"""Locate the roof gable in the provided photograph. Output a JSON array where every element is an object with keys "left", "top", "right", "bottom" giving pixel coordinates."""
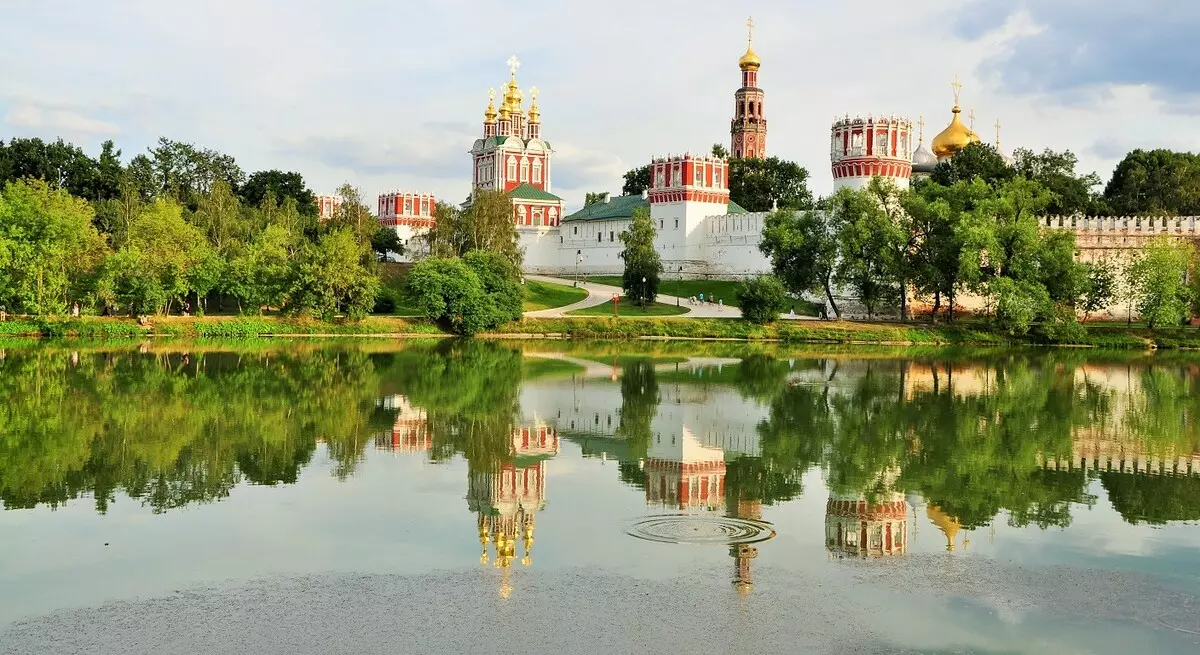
[{"left": 507, "top": 183, "right": 562, "bottom": 202}]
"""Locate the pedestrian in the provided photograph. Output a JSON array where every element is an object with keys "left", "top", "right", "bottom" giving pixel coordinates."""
[
  {"left": 182, "top": 300, "right": 190, "bottom": 317},
  {"left": 789, "top": 305, "right": 796, "bottom": 319},
  {"left": 72, "top": 302, "right": 80, "bottom": 318},
  {"left": 0, "top": 305, "right": 6, "bottom": 322},
  {"left": 699, "top": 292, "right": 705, "bottom": 303},
  {"left": 718, "top": 298, "right": 723, "bottom": 311}
]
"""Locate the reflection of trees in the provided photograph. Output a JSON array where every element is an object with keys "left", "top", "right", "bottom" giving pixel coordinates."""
[
  {"left": 1101, "top": 474, "right": 1200, "bottom": 525},
  {"left": 0, "top": 347, "right": 391, "bottom": 513}
]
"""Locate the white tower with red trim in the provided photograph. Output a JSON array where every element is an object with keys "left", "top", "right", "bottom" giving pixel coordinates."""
[
  {"left": 649, "top": 153, "right": 731, "bottom": 267},
  {"left": 377, "top": 191, "right": 436, "bottom": 261},
  {"left": 830, "top": 115, "right": 914, "bottom": 192}
]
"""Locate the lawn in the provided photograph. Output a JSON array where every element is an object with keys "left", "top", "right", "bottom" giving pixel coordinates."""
[
  {"left": 584, "top": 276, "right": 821, "bottom": 315},
  {"left": 566, "top": 300, "right": 689, "bottom": 317},
  {"left": 523, "top": 279, "right": 589, "bottom": 311}
]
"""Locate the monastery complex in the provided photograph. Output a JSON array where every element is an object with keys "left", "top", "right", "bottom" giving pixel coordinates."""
[{"left": 373, "top": 19, "right": 1197, "bottom": 318}]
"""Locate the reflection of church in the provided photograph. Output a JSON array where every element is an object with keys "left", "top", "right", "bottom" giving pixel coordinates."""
[
  {"left": 825, "top": 491, "right": 908, "bottom": 558},
  {"left": 643, "top": 426, "right": 762, "bottom": 594},
  {"left": 468, "top": 424, "right": 560, "bottom": 598},
  {"left": 375, "top": 395, "right": 431, "bottom": 454}
]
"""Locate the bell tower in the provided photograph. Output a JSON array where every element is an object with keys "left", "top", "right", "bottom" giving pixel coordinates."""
[{"left": 730, "top": 17, "right": 767, "bottom": 159}]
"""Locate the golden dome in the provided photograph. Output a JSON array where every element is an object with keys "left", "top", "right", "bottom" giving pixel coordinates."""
[
  {"left": 484, "top": 88, "right": 498, "bottom": 123},
  {"left": 931, "top": 105, "right": 980, "bottom": 159},
  {"left": 527, "top": 86, "right": 540, "bottom": 123},
  {"left": 503, "top": 78, "right": 522, "bottom": 116},
  {"left": 738, "top": 45, "right": 761, "bottom": 71}
]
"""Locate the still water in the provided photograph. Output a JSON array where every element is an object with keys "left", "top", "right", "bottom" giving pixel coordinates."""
[{"left": 1, "top": 340, "right": 1199, "bottom": 654}]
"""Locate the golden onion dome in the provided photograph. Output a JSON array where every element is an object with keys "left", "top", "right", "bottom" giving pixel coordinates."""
[
  {"left": 527, "top": 86, "right": 540, "bottom": 122},
  {"left": 484, "top": 89, "right": 498, "bottom": 123},
  {"left": 503, "top": 78, "right": 522, "bottom": 113},
  {"left": 738, "top": 45, "right": 761, "bottom": 71},
  {"left": 931, "top": 105, "right": 980, "bottom": 160}
]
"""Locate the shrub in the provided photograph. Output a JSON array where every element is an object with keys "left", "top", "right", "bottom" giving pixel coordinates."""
[
  {"left": 990, "top": 278, "right": 1051, "bottom": 336},
  {"left": 737, "top": 275, "right": 789, "bottom": 324},
  {"left": 405, "top": 258, "right": 493, "bottom": 335},
  {"left": 463, "top": 249, "right": 523, "bottom": 323}
]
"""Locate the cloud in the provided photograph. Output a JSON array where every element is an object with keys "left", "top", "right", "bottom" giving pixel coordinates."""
[
  {"left": 955, "top": 1, "right": 1200, "bottom": 101},
  {"left": 5, "top": 102, "right": 121, "bottom": 137}
]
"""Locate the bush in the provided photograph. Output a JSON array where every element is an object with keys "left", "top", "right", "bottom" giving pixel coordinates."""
[
  {"left": 737, "top": 275, "right": 789, "bottom": 324},
  {"left": 990, "top": 278, "right": 1051, "bottom": 336},
  {"left": 463, "top": 250, "right": 523, "bottom": 323},
  {"left": 406, "top": 258, "right": 494, "bottom": 335}
]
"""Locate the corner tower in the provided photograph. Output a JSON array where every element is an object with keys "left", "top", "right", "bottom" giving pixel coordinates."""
[
  {"left": 830, "top": 114, "right": 914, "bottom": 192},
  {"left": 730, "top": 17, "right": 767, "bottom": 159}
]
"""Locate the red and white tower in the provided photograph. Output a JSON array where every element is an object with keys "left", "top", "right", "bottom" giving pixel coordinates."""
[
  {"left": 470, "top": 55, "right": 564, "bottom": 229},
  {"left": 377, "top": 191, "right": 436, "bottom": 260},
  {"left": 730, "top": 17, "right": 767, "bottom": 159},
  {"left": 830, "top": 115, "right": 914, "bottom": 192},
  {"left": 648, "top": 153, "right": 731, "bottom": 267}
]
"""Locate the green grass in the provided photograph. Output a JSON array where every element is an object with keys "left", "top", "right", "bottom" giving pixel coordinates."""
[
  {"left": 566, "top": 301, "right": 689, "bottom": 317},
  {"left": 584, "top": 276, "right": 822, "bottom": 315},
  {"left": 523, "top": 279, "right": 588, "bottom": 312},
  {"left": 521, "top": 357, "right": 587, "bottom": 380}
]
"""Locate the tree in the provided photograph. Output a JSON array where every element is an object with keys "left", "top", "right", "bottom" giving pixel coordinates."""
[
  {"left": 905, "top": 183, "right": 969, "bottom": 320},
  {"left": 1078, "top": 259, "right": 1117, "bottom": 321},
  {"left": 0, "top": 179, "right": 108, "bottom": 314},
  {"left": 931, "top": 142, "right": 1014, "bottom": 188},
  {"left": 0, "top": 137, "right": 100, "bottom": 200},
  {"left": 424, "top": 201, "right": 469, "bottom": 259},
  {"left": 405, "top": 257, "right": 493, "bottom": 336},
  {"left": 145, "top": 138, "right": 245, "bottom": 207},
  {"left": 830, "top": 187, "right": 898, "bottom": 319},
  {"left": 711, "top": 144, "right": 730, "bottom": 159},
  {"left": 1128, "top": 236, "right": 1194, "bottom": 328},
  {"left": 424, "top": 190, "right": 522, "bottom": 266},
  {"left": 223, "top": 224, "right": 297, "bottom": 313},
  {"left": 371, "top": 227, "right": 404, "bottom": 261},
  {"left": 584, "top": 192, "right": 609, "bottom": 206},
  {"left": 619, "top": 207, "right": 662, "bottom": 306},
  {"left": 239, "top": 170, "right": 317, "bottom": 217},
  {"left": 760, "top": 208, "right": 840, "bottom": 318},
  {"left": 621, "top": 165, "right": 651, "bottom": 196},
  {"left": 462, "top": 249, "right": 524, "bottom": 325},
  {"left": 192, "top": 179, "right": 244, "bottom": 255},
  {"left": 291, "top": 229, "right": 379, "bottom": 319},
  {"left": 1012, "top": 148, "right": 1103, "bottom": 216},
  {"left": 1103, "top": 149, "right": 1200, "bottom": 216},
  {"left": 727, "top": 156, "right": 813, "bottom": 212},
  {"left": 328, "top": 183, "right": 376, "bottom": 245},
  {"left": 737, "top": 275, "right": 789, "bottom": 324},
  {"left": 864, "top": 178, "right": 928, "bottom": 321}
]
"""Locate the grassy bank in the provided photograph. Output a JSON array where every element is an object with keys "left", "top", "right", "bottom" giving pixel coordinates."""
[
  {"left": 584, "top": 276, "right": 823, "bottom": 315},
  {"left": 523, "top": 279, "right": 588, "bottom": 311},
  {"left": 567, "top": 301, "right": 688, "bottom": 317},
  {"left": 8, "top": 314, "right": 1200, "bottom": 349},
  {"left": 0, "top": 315, "right": 444, "bottom": 338}
]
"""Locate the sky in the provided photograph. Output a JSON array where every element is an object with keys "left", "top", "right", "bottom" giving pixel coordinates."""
[{"left": 2, "top": 0, "right": 1197, "bottom": 213}]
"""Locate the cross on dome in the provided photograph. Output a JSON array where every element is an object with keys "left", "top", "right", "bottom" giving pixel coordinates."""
[
  {"left": 746, "top": 16, "right": 754, "bottom": 45},
  {"left": 950, "top": 75, "right": 963, "bottom": 106},
  {"left": 507, "top": 55, "right": 520, "bottom": 77},
  {"left": 530, "top": 86, "right": 538, "bottom": 101},
  {"left": 994, "top": 119, "right": 1002, "bottom": 146},
  {"left": 918, "top": 115, "right": 925, "bottom": 141},
  {"left": 968, "top": 109, "right": 976, "bottom": 130}
]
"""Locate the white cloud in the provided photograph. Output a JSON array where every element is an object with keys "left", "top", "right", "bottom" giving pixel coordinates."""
[{"left": 0, "top": 0, "right": 1195, "bottom": 211}]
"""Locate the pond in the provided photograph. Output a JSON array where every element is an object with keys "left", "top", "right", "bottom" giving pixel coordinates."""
[{"left": 1, "top": 340, "right": 1199, "bottom": 654}]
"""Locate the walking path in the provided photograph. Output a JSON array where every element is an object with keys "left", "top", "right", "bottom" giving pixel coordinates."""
[{"left": 522, "top": 275, "right": 744, "bottom": 318}]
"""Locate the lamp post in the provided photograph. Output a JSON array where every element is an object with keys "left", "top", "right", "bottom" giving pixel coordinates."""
[
  {"left": 575, "top": 250, "right": 583, "bottom": 287},
  {"left": 677, "top": 266, "right": 683, "bottom": 306},
  {"left": 641, "top": 276, "right": 647, "bottom": 308}
]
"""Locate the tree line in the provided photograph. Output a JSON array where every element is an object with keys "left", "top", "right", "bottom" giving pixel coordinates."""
[
  {"left": 0, "top": 136, "right": 399, "bottom": 318},
  {"left": 744, "top": 143, "right": 1200, "bottom": 333}
]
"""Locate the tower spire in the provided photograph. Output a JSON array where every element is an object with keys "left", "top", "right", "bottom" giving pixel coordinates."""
[
  {"left": 917, "top": 114, "right": 925, "bottom": 143},
  {"left": 994, "top": 118, "right": 1002, "bottom": 149}
]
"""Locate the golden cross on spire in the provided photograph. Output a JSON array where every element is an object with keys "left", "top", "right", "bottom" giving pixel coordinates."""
[
  {"left": 747, "top": 16, "right": 755, "bottom": 45},
  {"left": 506, "top": 55, "right": 520, "bottom": 77},
  {"left": 968, "top": 109, "right": 976, "bottom": 130},
  {"left": 950, "top": 75, "right": 963, "bottom": 106},
  {"left": 994, "top": 118, "right": 1002, "bottom": 146},
  {"left": 488, "top": 88, "right": 495, "bottom": 102},
  {"left": 918, "top": 114, "right": 925, "bottom": 142},
  {"left": 530, "top": 86, "right": 538, "bottom": 101}
]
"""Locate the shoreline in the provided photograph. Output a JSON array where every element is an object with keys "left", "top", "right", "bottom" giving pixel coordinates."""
[{"left": 2, "top": 314, "right": 1198, "bottom": 349}]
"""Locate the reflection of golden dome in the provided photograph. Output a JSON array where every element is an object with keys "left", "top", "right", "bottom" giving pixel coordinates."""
[
  {"left": 738, "top": 46, "right": 761, "bottom": 71},
  {"left": 931, "top": 105, "right": 980, "bottom": 160},
  {"left": 926, "top": 505, "right": 961, "bottom": 552}
]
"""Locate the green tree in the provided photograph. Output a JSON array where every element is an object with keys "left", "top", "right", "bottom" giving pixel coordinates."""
[
  {"left": 760, "top": 208, "right": 840, "bottom": 318},
  {"left": 224, "top": 224, "right": 297, "bottom": 313},
  {"left": 192, "top": 179, "right": 244, "bottom": 255},
  {"left": 711, "top": 144, "right": 730, "bottom": 159},
  {"left": 405, "top": 257, "right": 493, "bottom": 335},
  {"left": 0, "top": 179, "right": 108, "bottom": 314},
  {"left": 291, "top": 229, "right": 380, "bottom": 320},
  {"left": 239, "top": 170, "right": 317, "bottom": 217},
  {"left": 619, "top": 207, "right": 662, "bottom": 306},
  {"left": 584, "top": 192, "right": 609, "bottom": 206},
  {"left": 1012, "top": 148, "right": 1103, "bottom": 216},
  {"left": 931, "top": 141, "right": 1014, "bottom": 188},
  {"left": 1103, "top": 149, "right": 1200, "bottom": 216},
  {"left": 424, "top": 191, "right": 521, "bottom": 266},
  {"left": 621, "top": 165, "right": 651, "bottom": 197},
  {"left": 737, "top": 275, "right": 789, "bottom": 324},
  {"left": 424, "top": 201, "right": 469, "bottom": 259},
  {"left": 727, "top": 156, "right": 813, "bottom": 212},
  {"left": 371, "top": 226, "right": 404, "bottom": 260},
  {"left": 831, "top": 186, "right": 897, "bottom": 319},
  {"left": 1078, "top": 259, "right": 1117, "bottom": 321},
  {"left": 145, "top": 138, "right": 245, "bottom": 208},
  {"left": 0, "top": 137, "right": 100, "bottom": 200},
  {"left": 328, "top": 183, "right": 377, "bottom": 245},
  {"left": 463, "top": 249, "right": 524, "bottom": 324},
  {"left": 1129, "top": 236, "right": 1194, "bottom": 328}
]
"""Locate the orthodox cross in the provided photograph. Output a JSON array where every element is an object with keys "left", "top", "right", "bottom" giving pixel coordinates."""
[
  {"left": 994, "top": 119, "right": 1002, "bottom": 147},
  {"left": 746, "top": 16, "right": 755, "bottom": 45},
  {"left": 917, "top": 114, "right": 925, "bottom": 142},
  {"left": 950, "top": 75, "right": 963, "bottom": 106},
  {"left": 507, "top": 55, "right": 520, "bottom": 77},
  {"left": 488, "top": 88, "right": 496, "bottom": 102},
  {"left": 530, "top": 86, "right": 538, "bottom": 101},
  {"left": 968, "top": 109, "right": 976, "bottom": 130}
]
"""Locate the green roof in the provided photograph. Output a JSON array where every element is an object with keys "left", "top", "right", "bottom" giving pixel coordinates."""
[
  {"left": 563, "top": 194, "right": 749, "bottom": 222},
  {"left": 562, "top": 194, "right": 649, "bottom": 222},
  {"left": 508, "top": 182, "right": 562, "bottom": 202}
]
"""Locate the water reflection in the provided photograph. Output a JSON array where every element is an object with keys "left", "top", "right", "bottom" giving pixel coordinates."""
[{"left": 3, "top": 343, "right": 1200, "bottom": 539}]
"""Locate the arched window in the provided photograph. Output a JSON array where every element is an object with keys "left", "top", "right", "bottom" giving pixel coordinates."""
[
  {"left": 549, "top": 208, "right": 558, "bottom": 225},
  {"left": 532, "top": 159, "right": 543, "bottom": 183},
  {"left": 517, "top": 205, "right": 527, "bottom": 225},
  {"left": 520, "top": 158, "right": 530, "bottom": 182},
  {"left": 507, "top": 156, "right": 517, "bottom": 181},
  {"left": 533, "top": 207, "right": 543, "bottom": 226},
  {"left": 404, "top": 198, "right": 413, "bottom": 215}
]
